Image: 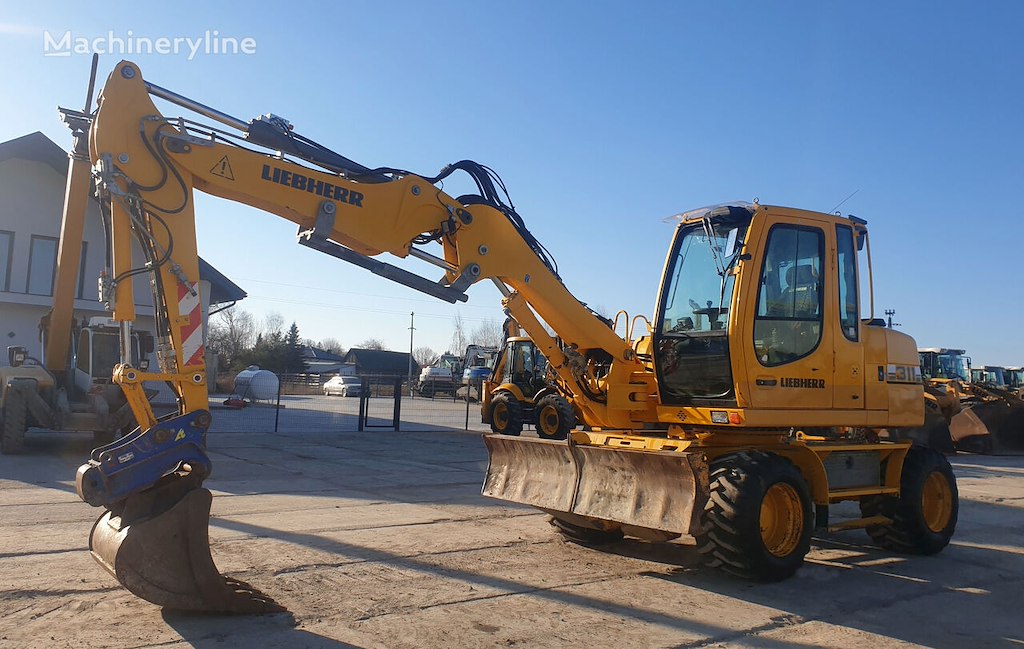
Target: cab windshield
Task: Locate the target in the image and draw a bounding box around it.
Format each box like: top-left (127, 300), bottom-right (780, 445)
top-left (937, 353), bottom-right (970, 381)
top-left (655, 205), bottom-right (752, 403)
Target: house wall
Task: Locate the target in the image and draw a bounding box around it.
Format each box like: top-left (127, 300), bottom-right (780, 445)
top-left (0, 154), bottom-right (215, 403)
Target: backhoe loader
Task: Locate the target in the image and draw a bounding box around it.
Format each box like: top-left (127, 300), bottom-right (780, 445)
top-left (60, 60), bottom-right (957, 613)
top-left (481, 333), bottom-right (577, 440)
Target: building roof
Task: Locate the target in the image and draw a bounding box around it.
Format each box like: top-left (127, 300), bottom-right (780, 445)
top-left (1, 132), bottom-right (246, 306)
top-left (302, 345), bottom-right (346, 362)
top-left (0, 131), bottom-right (67, 175)
top-left (197, 258), bottom-right (247, 306)
top-left (343, 348), bottom-right (419, 375)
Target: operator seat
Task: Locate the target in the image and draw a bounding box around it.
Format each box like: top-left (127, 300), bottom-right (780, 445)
top-left (782, 264), bottom-right (819, 318)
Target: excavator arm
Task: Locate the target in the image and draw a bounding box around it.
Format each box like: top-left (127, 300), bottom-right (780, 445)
top-left (68, 61), bottom-right (654, 612)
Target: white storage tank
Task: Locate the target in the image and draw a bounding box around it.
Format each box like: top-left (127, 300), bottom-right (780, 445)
top-left (234, 366), bottom-right (279, 401)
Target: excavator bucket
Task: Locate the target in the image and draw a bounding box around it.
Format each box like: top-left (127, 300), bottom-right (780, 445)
top-left (950, 402), bottom-right (1024, 455)
top-left (89, 483), bottom-right (284, 613)
top-left (481, 434), bottom-right (709, 540)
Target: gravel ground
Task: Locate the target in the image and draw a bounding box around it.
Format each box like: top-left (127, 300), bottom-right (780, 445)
top-left (0, 426), bottom-right (1021, 649)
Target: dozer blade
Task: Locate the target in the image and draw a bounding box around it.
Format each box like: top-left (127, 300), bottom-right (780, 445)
top-left (481, 434), bottom-right (708, 540)
top-left (89, 482), bottom-right (284, 613)
top-left (951, 403), bottom-right (1024, 455)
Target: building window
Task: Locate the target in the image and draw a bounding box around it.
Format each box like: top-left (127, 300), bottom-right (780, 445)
top-left (0, 231), bottom-right (12, 291)
top-left (27, 235), bottom-right (58, 295)
top-left (25, 236), bottom-right (88, 298)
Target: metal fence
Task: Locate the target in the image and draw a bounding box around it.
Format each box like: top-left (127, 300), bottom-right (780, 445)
top-left (206, 374), bottom-right (490, 434)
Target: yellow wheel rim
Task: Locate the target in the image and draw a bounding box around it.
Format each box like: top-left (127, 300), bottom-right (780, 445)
top-left (493, 403), bottom-right (509, 430)
top-left (759, 483), bottom-right (804, 558)
top-left (538, 405), bottom-right (559, 436)
top-left (922, 471), bottom-right (953, 533)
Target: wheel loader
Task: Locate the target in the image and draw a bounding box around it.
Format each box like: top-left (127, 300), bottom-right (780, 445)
top-left (919, 348), bottom-right (1024, 454)
top-left (57, 59), bottom-right (957, 613)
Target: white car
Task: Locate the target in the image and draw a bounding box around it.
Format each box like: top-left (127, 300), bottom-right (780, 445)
top-left (323, 375), bottom-right (362, 397)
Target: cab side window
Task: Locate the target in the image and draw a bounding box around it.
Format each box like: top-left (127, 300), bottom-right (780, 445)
top-left (836, 225), bottom-right (859, 341)
top-left (754, 225), bottom-right (824, 366)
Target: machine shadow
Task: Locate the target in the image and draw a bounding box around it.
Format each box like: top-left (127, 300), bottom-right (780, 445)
top-left (162, 609), bottom-right (363, 649)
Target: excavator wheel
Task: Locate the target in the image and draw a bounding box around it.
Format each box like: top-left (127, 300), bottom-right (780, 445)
top-left (696, 451), bottom-right (813, 581)
top-left (860, 445), bottom-right (957, 554)
top-left (489, 391), bottom-right (523, 436)
top-left (535, 394), bottom-right (575, 441)
top-left (89, 476), bottom-right (284, 614)
top-left (1, 386), bottom-right (27, 455)
top-left (549, 516), bottom-right (624, 545)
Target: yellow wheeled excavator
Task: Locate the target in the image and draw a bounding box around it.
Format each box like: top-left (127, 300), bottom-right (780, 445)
top-left (57, 60), bottom-right (958, 613)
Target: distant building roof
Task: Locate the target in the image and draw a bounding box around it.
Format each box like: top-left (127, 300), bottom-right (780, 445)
top-left (1, 131), bottom-right (246, 307)
top-left (343, 348), bottom-right (419, 376)
top-left (302, 345), bottom-right (346, 363)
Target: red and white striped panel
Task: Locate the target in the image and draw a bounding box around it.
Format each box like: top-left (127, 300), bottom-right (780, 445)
top-left (177, 281), bottom-right (205, 368)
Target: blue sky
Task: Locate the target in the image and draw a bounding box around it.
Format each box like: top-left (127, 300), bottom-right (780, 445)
top-left (1, 2), bottom-right (1021, 365)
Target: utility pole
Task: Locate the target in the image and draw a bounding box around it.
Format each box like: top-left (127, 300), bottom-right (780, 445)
top-left (408, 312), bottom-right (415, 392)
top-left (884, 309), bottom-right (900, 328)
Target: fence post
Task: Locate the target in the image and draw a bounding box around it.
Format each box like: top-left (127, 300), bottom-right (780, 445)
top-left (358, 389), bottom-right (366, 432)
top-left (393, 376), bottom-right (402, 431)
top-left (274, 376), bottom-right (282, 433)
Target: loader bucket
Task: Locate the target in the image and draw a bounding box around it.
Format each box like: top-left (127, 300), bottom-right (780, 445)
top-left (89, 484), bottom-right (283, 613)
top-left (950, 403), bottom-right (1024, 455)
top-left (481, 434), bottom-right (708, 540)
top-left (896, 404), bottom-right (956, 454)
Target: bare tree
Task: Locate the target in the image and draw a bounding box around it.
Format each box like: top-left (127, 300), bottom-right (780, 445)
top-left (317, 337), bottom-right (346, 356)
top-left (470, 318), bottom-right (503, 348)
top-left (207, 307), bottom-right (257, 371)
top-left (450, 312), bottom-right (467, 355)
top-left (356, 338), bottom-right (388, 350)
top-left (413, 346), bottom-right (439, 368)
top-left (261, 311), bottom-right (285, 337)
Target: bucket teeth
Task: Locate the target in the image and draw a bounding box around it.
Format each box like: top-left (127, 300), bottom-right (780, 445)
top-left (89, 483), bottom-right (284, 614)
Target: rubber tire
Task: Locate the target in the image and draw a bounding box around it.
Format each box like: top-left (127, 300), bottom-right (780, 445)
top-left (550, 516), bottom-right (624, 545)
top-left (860, 445), bottom-right (958, 555)
top-left (535, 394), bottom-right (575, 440)
top-left (489, 391), bottom-right (523, 436)
top-left (696, 451), bottom-right (813, 581)
top-left (1, 387), bottom-right (27, 455)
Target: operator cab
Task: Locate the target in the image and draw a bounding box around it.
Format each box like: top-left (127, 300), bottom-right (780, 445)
top-left (653, 202), bottom-right (918, 424)
top-left (918, 348), bottom-right (971, 381)
top-left (492, 336), bottom-right (547, 397)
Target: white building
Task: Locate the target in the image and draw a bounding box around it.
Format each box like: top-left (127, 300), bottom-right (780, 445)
top-left (0, 132), bottom-right (245, 397)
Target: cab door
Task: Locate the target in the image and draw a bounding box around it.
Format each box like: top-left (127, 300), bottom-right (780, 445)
top-left (744, 219), bottom-right (832, 410)
top-left (832, 224), bottom-right (865, 410)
